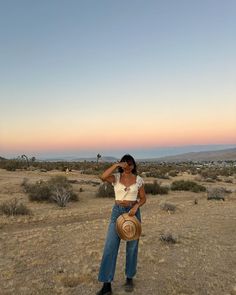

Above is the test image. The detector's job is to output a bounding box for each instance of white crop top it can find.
[112,173,144,201]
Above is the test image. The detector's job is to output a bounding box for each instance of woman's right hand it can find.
[100,162,127,182]
[116,162,128,169]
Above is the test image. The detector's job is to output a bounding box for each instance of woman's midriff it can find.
[115,200,137,207]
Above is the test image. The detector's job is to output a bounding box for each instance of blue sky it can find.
[0,0,236,159]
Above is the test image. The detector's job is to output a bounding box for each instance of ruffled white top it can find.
[112,173,144,201]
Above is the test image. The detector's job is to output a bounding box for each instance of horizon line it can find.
[1,143,236,160]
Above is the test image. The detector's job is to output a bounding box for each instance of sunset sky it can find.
[0,1,236,159]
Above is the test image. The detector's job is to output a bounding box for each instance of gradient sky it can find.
[0,0,236,158]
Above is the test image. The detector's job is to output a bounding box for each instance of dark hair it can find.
[118,154,137,175]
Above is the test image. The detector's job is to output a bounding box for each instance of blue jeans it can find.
[98,204,141,282]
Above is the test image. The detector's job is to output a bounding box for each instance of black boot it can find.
[124,277,134,292]
[96,282,112,295]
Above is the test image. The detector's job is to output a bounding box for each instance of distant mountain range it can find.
[142,147,236,162]
[1,146,236,162]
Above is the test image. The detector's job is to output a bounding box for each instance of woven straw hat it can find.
[116,213,141,241]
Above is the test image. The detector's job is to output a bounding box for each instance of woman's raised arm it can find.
[99,162,128,183]
[99,163,119,183]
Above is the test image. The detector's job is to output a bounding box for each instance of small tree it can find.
[97,153,101,163]
[30,156,36,163]
[21,154,29,167]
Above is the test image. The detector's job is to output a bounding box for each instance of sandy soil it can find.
[0,169,236,295]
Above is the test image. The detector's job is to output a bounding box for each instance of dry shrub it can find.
[146,172,169,179]
[160,202,176,212]
[200,170,219,180]
[0,198,31,216]
[171,180,206,193]
[224,178,233,183]
[48,175,79,206]
[205,178,216,183]
[207,187,231,201]
[168,170,178,177]
[96,182,115,198]
[23,176,78,206]
[0,159,26,171]
[68,179,78,184]
[160,232,178,244]
[21,177,29,187]
[50,187,71,207]
[200,167,235,178]
[144,181,169,195]
[61,273,92,287]
[23,180,52,202]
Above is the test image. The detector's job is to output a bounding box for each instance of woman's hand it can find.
[128,206,138,217]
[117,162,129,169]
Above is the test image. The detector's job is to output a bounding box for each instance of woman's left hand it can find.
[128,206,138,217]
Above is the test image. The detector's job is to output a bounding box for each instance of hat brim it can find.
[116,213,141,241]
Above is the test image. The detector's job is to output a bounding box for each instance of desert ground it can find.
[0,168,236,295]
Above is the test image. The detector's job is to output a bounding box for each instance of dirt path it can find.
[0,210,111,233]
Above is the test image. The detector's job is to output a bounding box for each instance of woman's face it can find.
[123,161,134,173]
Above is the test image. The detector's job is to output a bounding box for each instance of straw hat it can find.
[116,213,141,241]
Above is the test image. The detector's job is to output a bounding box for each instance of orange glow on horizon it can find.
[2,132,236,154]
[2,108,236,154]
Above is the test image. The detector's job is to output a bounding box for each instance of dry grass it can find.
[0,198,31,216]
[0,168,236,295]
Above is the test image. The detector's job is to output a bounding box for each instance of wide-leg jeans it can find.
[98,204,141,282]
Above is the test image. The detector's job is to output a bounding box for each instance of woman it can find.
[96,154,146,295]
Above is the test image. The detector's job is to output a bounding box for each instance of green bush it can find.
[24,181,52,202]
[168,170,178,177]
[199,167,236,179]
[0,198,32,216]
[4,160,21,171]
[23,176,79,205]
[96,182,115,198]
[171,180,206,193]
[0,159,29,171]
[144,181,169,195]
[224,179,233,183]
